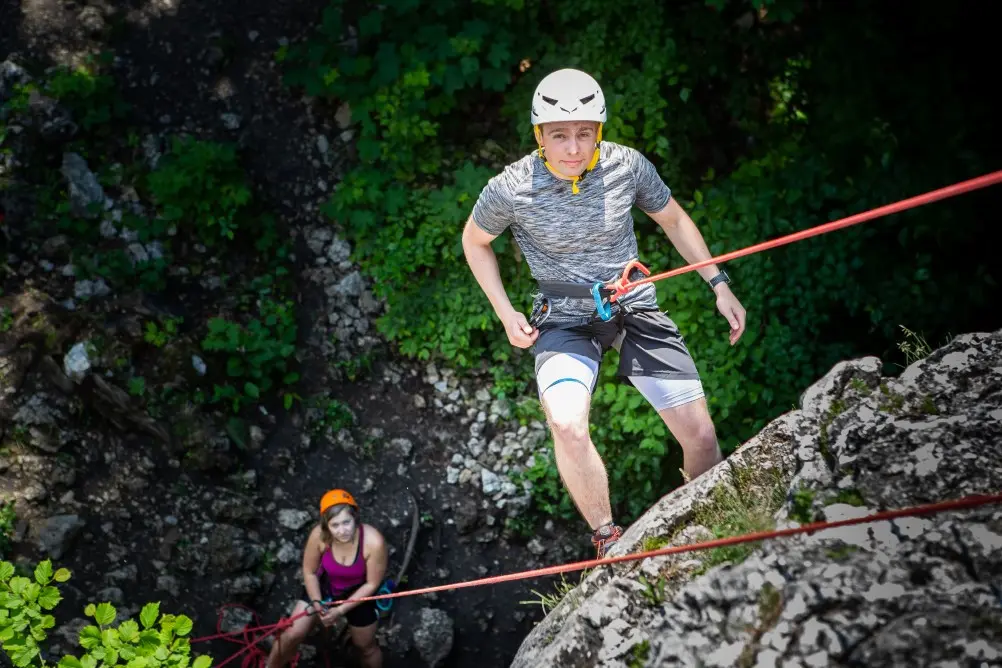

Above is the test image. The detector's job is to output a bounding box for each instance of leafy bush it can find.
[0,560,67,666]
[58,602,209,668]
[201,298,300,412]
[146,136,252,244]
[0,499,18,561]
[0,559,211,668]
[45,63,129,132]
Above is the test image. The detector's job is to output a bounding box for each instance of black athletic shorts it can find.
[532,308,701,382]
[301,584,379,628]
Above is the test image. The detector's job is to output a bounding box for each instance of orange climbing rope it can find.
[604,169,1002,303]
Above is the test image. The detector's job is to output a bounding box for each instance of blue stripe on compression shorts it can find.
[536,352,599,397]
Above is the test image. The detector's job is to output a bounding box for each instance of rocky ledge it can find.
[511,329,1002,668]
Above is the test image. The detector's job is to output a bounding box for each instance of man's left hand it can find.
[714,285,746,345]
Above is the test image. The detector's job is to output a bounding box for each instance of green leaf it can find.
[94,602,117,626]
[13,646,39,667]
[0,562,14,582]
[85,604,96,617]
[33,561,53,585]
[102,627,121,647]
[138,629,160,652]
[192,655,212,668]
[79,625,102,649]
[8,576,28,596]
[358,11,382,38]
[119,620,140,643]
[38,585,61,610]
[140,603,160,630]
[53,568,71,583]
[243,382,260,398]
[58,655,84,668]
[173,615,193,637]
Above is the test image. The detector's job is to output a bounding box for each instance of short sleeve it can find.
[471,167,520,236]
[628,148,672,213]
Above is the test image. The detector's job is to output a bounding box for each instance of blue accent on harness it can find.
[591,282,613,321]
[375,580,395,612]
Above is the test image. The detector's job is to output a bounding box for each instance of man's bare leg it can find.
[541,381,613,530]
[658,397,723,481]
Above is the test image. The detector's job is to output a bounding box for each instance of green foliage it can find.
[789,488,816,524]
[691,465,788,571]
[58,602,209,668]
[127,377,146,397]
[0,308,13,333]
[828,488,866,508]
[44,56,129,132]
[0,560,69,667]
[308,396,355,434]
[627,639,651,668]
[146,136,252,244]
[333,353,373,382]
[144,317,183,348]
[283,0,999,526]
[0,500,16,559]
[896,325,933,367]
[201,298,300,413]
[1,560,211,668]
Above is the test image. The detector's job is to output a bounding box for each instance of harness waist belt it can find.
[536,281,612,299]
[536,269,648,300]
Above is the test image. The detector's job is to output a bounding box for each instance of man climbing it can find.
[461,68,747,558]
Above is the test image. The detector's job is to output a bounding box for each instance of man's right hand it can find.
[503,311,539,349]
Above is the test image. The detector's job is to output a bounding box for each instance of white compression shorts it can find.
[535,351,705,411]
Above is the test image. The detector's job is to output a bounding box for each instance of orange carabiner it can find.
[607,260,650,302]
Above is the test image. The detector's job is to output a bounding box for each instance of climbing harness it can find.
[531,260,651,329]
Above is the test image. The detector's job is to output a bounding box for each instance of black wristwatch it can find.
[707,270,730,289]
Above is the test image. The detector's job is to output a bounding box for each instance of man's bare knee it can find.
[693,419,720,453]
[548,411,590,447]
[542,384,591,448]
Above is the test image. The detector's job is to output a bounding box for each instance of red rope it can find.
[194,491,1002,663]
[611,169,1002,299]
[192,604,301,668]
[312,491,1002,606]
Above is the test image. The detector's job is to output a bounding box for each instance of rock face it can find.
[510,330,1002,668]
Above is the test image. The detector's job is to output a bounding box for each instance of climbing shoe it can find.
[591,523,624,559]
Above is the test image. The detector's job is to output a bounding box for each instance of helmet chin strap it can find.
[534,123,603,194]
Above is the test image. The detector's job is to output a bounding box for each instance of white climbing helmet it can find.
[530,68,607,126]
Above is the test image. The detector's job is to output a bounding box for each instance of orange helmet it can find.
[319,489,357,515]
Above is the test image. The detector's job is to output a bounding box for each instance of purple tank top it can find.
[317,524,366,595]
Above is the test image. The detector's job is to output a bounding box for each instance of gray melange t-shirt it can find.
[471,141,671,325]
